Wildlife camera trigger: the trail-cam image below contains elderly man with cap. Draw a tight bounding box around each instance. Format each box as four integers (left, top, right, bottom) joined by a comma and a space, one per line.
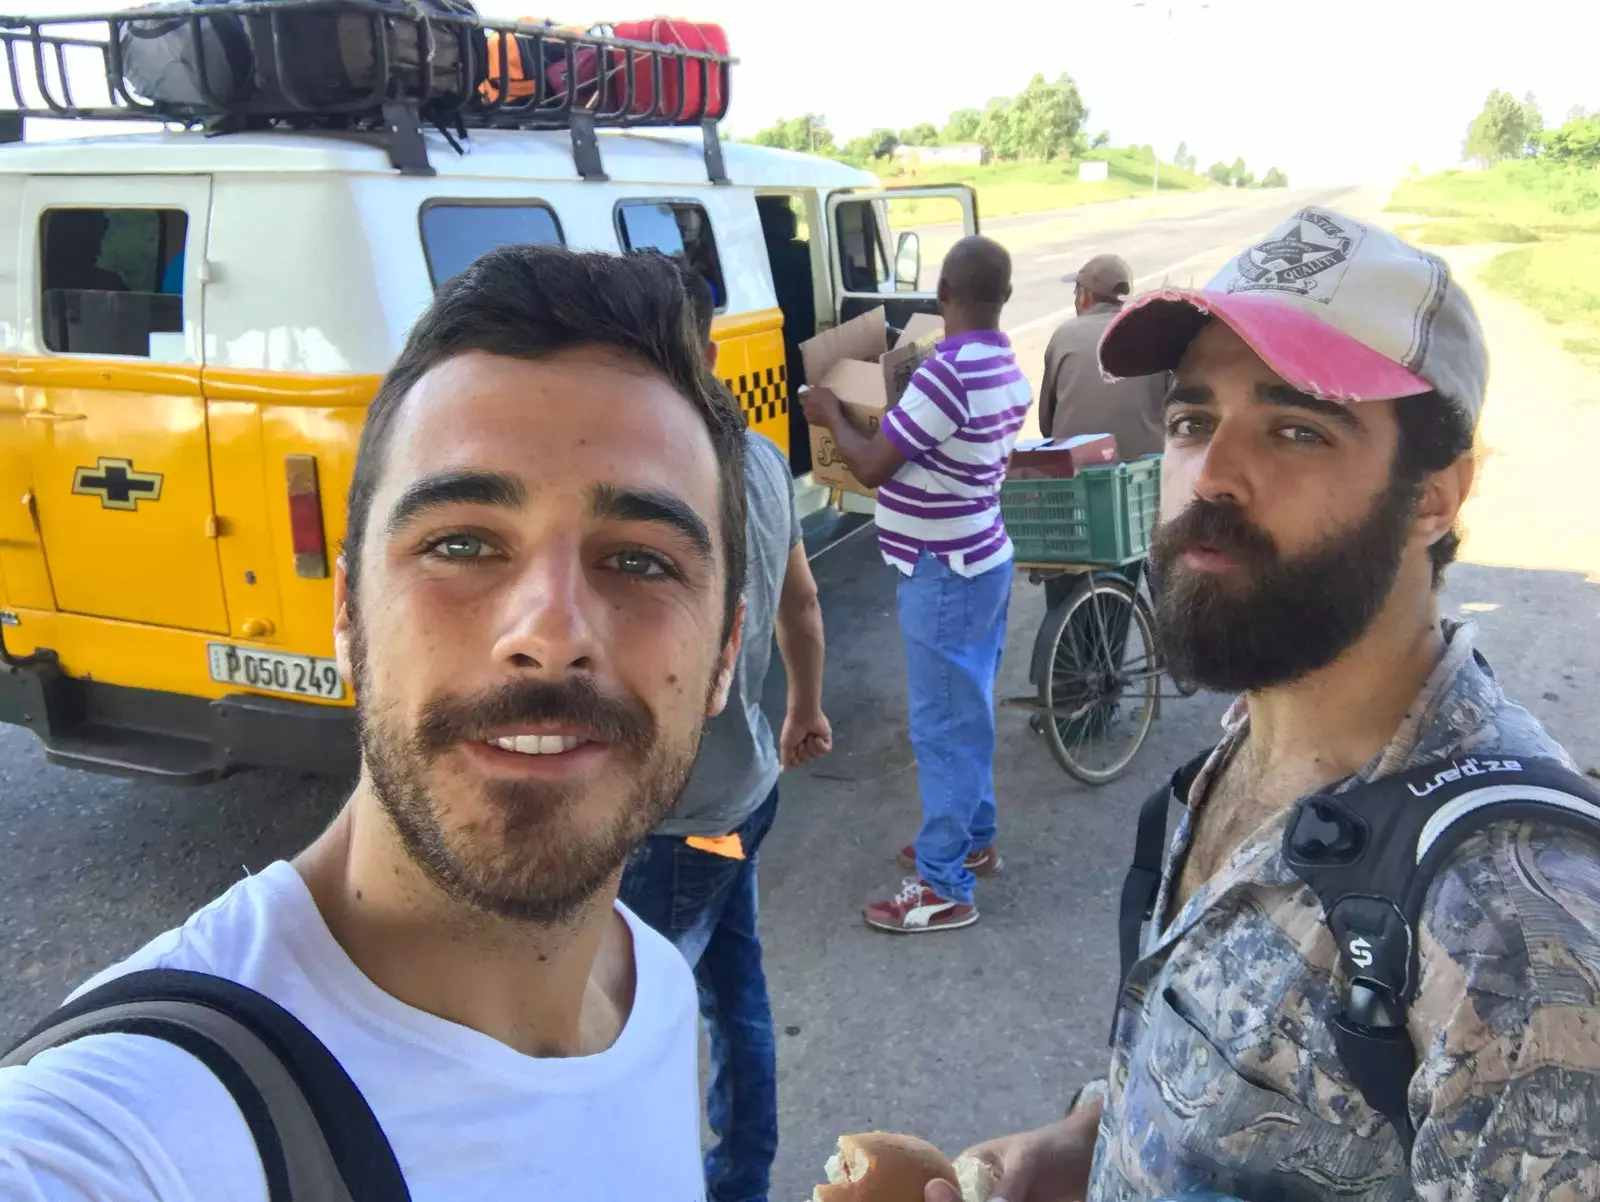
928, 209, 1600, 1201
1039, 253, 1169, 457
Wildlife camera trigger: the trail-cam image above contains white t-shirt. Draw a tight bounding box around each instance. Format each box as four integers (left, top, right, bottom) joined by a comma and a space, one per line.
0, 861, 706, 1202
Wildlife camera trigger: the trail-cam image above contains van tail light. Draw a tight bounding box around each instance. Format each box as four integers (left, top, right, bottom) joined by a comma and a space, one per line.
285, 454, 328, 579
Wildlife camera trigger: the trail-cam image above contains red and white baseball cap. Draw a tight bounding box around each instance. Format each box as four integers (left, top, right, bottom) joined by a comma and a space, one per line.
1098, 208, 1489, 426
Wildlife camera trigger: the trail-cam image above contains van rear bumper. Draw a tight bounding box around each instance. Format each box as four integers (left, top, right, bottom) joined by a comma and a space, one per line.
0, 655, 358, 783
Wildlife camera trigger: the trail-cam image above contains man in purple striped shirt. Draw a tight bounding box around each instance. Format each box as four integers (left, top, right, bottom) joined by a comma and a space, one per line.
802, 236, 1032, 932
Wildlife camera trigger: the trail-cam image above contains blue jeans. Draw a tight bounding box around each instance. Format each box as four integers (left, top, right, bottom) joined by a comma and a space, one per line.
898, 551, 1012, 904
618, 787, 780, 1202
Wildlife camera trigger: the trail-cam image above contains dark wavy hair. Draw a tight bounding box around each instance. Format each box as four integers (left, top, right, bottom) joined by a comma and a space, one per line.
1392, 390, 1475, 589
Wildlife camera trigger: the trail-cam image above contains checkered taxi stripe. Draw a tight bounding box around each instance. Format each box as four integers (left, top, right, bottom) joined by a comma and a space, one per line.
724, 364, 788, 427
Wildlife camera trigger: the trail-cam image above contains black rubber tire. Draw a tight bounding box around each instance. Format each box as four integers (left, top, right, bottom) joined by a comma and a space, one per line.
1036, 573, 1159, 785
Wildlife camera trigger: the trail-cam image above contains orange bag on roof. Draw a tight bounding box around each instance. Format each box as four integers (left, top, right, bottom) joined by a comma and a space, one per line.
480, 22, 538, 103
480, 19, 587, 104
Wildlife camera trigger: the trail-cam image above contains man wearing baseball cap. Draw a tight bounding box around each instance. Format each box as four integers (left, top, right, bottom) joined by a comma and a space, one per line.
1039, 253, 1168, 457
930, 209, 1600, 1201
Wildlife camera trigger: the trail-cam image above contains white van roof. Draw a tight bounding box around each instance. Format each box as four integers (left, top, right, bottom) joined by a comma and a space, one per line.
0, 125, 880, 189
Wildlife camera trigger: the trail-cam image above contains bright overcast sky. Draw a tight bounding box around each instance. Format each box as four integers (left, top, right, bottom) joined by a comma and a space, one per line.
15, 0, 1599, 187
539, 0, 1595, 186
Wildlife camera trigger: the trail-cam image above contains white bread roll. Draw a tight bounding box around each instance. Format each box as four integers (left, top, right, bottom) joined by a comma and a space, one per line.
810, 1132, 959, 1202
952, 1153, 1000, 1202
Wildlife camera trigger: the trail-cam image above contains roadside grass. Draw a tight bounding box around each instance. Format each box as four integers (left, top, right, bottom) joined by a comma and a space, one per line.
1480, 237, 1600, 365
1391, 162, 1600, 363
881, 148, 1212, 224
1388, 161, 1600, 235
1396, 217, 1539, 245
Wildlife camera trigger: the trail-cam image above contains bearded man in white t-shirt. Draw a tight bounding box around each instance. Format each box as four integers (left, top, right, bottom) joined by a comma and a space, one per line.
0, 246, 750, 1202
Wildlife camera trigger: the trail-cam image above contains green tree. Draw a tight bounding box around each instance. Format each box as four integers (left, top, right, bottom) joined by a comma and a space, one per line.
1463, 89, 1532, 166
1522, 91, 1545, 155
1206, 160, 1233, 185
1536, 116, 1600, 164
838, 128, 899, 164
1230, 156, 1248, 185
751, 114, 836, 155
977, 96, 1018, 159
942, 108, 982, 144
1174, 140, 1197, 172
898, 122, 940, 147
1092, 129, 1110, 149
1261, 166, 1288, 188
1005, 73, 1088, 160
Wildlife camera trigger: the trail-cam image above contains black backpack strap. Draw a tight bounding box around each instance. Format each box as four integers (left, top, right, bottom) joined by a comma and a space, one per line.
1113, 748, 1215, 1042
2, 969, 410, 1202
1284, 755, 1600, 1151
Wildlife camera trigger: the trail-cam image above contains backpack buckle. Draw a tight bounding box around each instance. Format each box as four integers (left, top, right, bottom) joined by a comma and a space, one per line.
1285, 795, 1365, 864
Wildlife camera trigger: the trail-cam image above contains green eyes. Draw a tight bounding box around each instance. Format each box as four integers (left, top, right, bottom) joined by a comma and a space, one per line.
612, 549, 671, 578
430, 533, 491, 559
422, 535, 676, 580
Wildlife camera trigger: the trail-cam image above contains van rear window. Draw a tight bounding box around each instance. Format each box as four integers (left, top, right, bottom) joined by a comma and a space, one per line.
420, 202, 564, 288
40, 207, 187, 358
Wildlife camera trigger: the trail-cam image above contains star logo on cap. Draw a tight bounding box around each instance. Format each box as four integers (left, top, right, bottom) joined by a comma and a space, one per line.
1252, 224, 1331, 268
1230, 209, 1359, 299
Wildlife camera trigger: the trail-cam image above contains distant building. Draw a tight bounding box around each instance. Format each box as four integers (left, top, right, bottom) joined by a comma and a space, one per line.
892, 143, 990, 168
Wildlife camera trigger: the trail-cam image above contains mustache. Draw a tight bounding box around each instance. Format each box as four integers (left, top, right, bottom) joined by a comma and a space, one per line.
1152, 499, 1279, 572
413, 676, 655, 757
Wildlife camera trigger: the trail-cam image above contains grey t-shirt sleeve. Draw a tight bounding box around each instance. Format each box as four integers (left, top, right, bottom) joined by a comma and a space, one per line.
786, 466, 802, 550
746, 432, 800, 550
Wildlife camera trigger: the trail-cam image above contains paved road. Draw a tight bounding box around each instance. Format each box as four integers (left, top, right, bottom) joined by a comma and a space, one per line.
4, 187, 1596, 1200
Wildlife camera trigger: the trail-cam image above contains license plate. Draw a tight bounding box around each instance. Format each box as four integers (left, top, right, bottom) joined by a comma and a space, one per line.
208, 644, 345, 701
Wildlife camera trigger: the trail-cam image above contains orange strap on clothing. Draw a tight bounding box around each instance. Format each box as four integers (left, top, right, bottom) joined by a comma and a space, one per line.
685, 833, 745, 860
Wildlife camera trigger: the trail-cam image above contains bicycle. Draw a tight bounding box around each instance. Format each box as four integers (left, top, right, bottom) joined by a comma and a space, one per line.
1007, 557, 1196, 785
999, 456, 1185, 785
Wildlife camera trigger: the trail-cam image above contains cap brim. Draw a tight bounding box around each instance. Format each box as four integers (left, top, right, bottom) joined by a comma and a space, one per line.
1098, 289, 1432, 403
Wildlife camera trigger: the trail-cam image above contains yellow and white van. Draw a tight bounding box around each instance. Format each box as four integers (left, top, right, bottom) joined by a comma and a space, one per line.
0, 6, 977, 781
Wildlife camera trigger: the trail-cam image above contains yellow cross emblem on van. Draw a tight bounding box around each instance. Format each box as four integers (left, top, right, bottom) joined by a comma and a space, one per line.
72, 457, 164, 511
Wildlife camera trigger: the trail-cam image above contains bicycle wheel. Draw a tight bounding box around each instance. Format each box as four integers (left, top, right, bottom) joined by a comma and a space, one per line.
1036, 572, 1159, 785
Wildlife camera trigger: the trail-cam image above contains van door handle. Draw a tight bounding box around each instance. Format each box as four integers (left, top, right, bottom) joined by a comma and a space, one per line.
24, 410, 86, 422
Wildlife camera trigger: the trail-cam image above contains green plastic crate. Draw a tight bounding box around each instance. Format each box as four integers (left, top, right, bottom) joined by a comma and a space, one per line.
1000, 456, 1162, 565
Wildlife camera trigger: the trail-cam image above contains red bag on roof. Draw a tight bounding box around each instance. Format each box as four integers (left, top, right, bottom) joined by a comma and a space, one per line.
611, 19, 728, 121
543, 18, 728, 121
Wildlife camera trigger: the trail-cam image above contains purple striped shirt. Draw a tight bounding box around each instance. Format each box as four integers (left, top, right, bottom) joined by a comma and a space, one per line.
877, 330, 1034, 577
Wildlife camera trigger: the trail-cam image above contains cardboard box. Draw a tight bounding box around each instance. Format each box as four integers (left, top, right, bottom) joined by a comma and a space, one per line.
1007, 433, 1120, 480
799, 308, 944, 497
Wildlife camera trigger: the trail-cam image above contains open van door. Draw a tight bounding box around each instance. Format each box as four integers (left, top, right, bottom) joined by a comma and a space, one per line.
825, 184, 977, 333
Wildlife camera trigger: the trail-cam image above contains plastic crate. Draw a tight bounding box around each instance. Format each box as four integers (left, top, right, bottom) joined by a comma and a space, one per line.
1000, 456, 1162, 565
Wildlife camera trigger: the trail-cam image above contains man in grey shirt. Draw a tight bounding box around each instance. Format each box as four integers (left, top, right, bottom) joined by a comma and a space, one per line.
1040, 253, 1170, 458
619, 271, 831, 1202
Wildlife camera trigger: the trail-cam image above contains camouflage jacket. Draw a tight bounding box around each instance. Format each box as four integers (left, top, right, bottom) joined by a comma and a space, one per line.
1086, 623, 1600, 1201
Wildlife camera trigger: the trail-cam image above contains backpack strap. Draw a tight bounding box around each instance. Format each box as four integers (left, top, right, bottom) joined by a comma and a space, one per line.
1284, 755, 1600, 1151
2, 969, 410, 1202
1113, 747, 1215, 1042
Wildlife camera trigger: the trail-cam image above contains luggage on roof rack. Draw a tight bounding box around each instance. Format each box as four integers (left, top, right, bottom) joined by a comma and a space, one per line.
0, 1, 736, 181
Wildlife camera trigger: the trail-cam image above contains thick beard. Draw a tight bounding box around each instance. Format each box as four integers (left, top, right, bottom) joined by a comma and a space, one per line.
351, 628, 702, 926
1148, 471, 1419, 694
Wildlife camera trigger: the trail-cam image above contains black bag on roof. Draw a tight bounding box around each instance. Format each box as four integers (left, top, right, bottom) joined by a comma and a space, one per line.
118, 0, 485, 119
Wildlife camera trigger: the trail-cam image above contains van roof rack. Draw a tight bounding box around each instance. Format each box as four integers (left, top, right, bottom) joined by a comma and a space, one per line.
0, 2, 735, 181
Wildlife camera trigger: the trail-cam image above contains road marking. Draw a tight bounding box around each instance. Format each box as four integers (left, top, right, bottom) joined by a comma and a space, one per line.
1006, 238, 1250, 339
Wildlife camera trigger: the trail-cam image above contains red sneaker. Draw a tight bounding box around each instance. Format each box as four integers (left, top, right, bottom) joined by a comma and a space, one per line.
896, 843, 1004, 877
864, 878, 979, 933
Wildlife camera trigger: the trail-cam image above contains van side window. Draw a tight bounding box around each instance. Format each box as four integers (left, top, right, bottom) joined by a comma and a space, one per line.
617, 201, 726, 309
420, 202, 565, 288
40, 207, 187, 357
835, 200, 887, 293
